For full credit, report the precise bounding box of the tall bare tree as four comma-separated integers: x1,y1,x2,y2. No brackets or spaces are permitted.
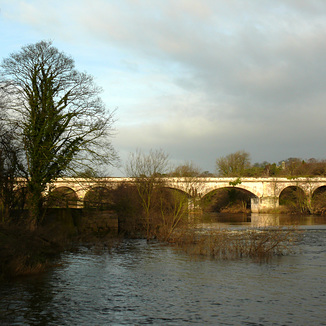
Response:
125,149,169,239
0,41,117,227
0,87,23,220
170,161,203,213
125,149,190,240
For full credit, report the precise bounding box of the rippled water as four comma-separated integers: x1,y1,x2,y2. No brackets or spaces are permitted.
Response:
1,215,326,325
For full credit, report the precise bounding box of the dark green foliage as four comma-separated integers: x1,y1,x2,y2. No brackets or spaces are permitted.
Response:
1,41,116,226
0,128,25,221
216,151,326,178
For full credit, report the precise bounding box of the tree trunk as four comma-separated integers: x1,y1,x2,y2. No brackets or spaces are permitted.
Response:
27,185,44,230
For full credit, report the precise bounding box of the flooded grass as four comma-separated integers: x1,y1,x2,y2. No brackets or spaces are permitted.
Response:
171,226,301,261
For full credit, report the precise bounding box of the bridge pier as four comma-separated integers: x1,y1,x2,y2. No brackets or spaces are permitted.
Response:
188,197,202,215
251,196,279,213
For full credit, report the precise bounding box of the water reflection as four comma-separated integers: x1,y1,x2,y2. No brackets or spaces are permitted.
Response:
196,213,326,229
251,213,326,228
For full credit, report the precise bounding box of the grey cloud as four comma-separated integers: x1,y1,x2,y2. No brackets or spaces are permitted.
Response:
4,0,326,174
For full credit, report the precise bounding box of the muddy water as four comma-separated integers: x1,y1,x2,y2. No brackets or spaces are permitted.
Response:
1,215,325,325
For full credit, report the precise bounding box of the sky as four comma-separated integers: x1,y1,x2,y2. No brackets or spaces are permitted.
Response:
1,0,326,176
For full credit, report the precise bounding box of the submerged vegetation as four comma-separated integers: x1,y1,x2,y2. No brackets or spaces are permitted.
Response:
171,227,301,261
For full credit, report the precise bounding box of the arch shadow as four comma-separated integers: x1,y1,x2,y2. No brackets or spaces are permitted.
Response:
47,186,78,208
201,187,258,213
279,186,307,213
84,186,114,210
312,186,326,214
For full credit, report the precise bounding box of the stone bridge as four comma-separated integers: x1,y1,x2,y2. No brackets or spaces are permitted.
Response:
40,176,326,213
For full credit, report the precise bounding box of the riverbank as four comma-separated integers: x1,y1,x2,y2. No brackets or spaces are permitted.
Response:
0,224,65,278
0,209,119,279
2,210,324,279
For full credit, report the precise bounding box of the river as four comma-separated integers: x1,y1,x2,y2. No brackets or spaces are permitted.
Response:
1,214,326,325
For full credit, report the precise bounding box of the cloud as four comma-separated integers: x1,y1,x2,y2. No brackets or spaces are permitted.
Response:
1,0,326,175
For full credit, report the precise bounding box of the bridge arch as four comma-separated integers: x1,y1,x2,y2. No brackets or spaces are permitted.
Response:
311,186,326,214
201,186,258,213
13,186,28,209
162,185,191,197
152,186,191,216
48,186,79,208
310,183,326,195
200,184,261,199
312,185,326,197
278,186,307,213
279,186,306,203
275,183,306,198
84,186,114,209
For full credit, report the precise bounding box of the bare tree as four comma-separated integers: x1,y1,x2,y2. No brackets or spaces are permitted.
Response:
125,149,191,240
170,161,203,214
0,87,26,221
125,149,169,239
126,148,170,178
0,41,117,227
170,161,201,177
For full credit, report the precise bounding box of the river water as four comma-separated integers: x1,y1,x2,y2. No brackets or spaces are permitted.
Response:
1,214,326,325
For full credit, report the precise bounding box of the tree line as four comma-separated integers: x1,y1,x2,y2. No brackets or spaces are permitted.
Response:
215,150,326,178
